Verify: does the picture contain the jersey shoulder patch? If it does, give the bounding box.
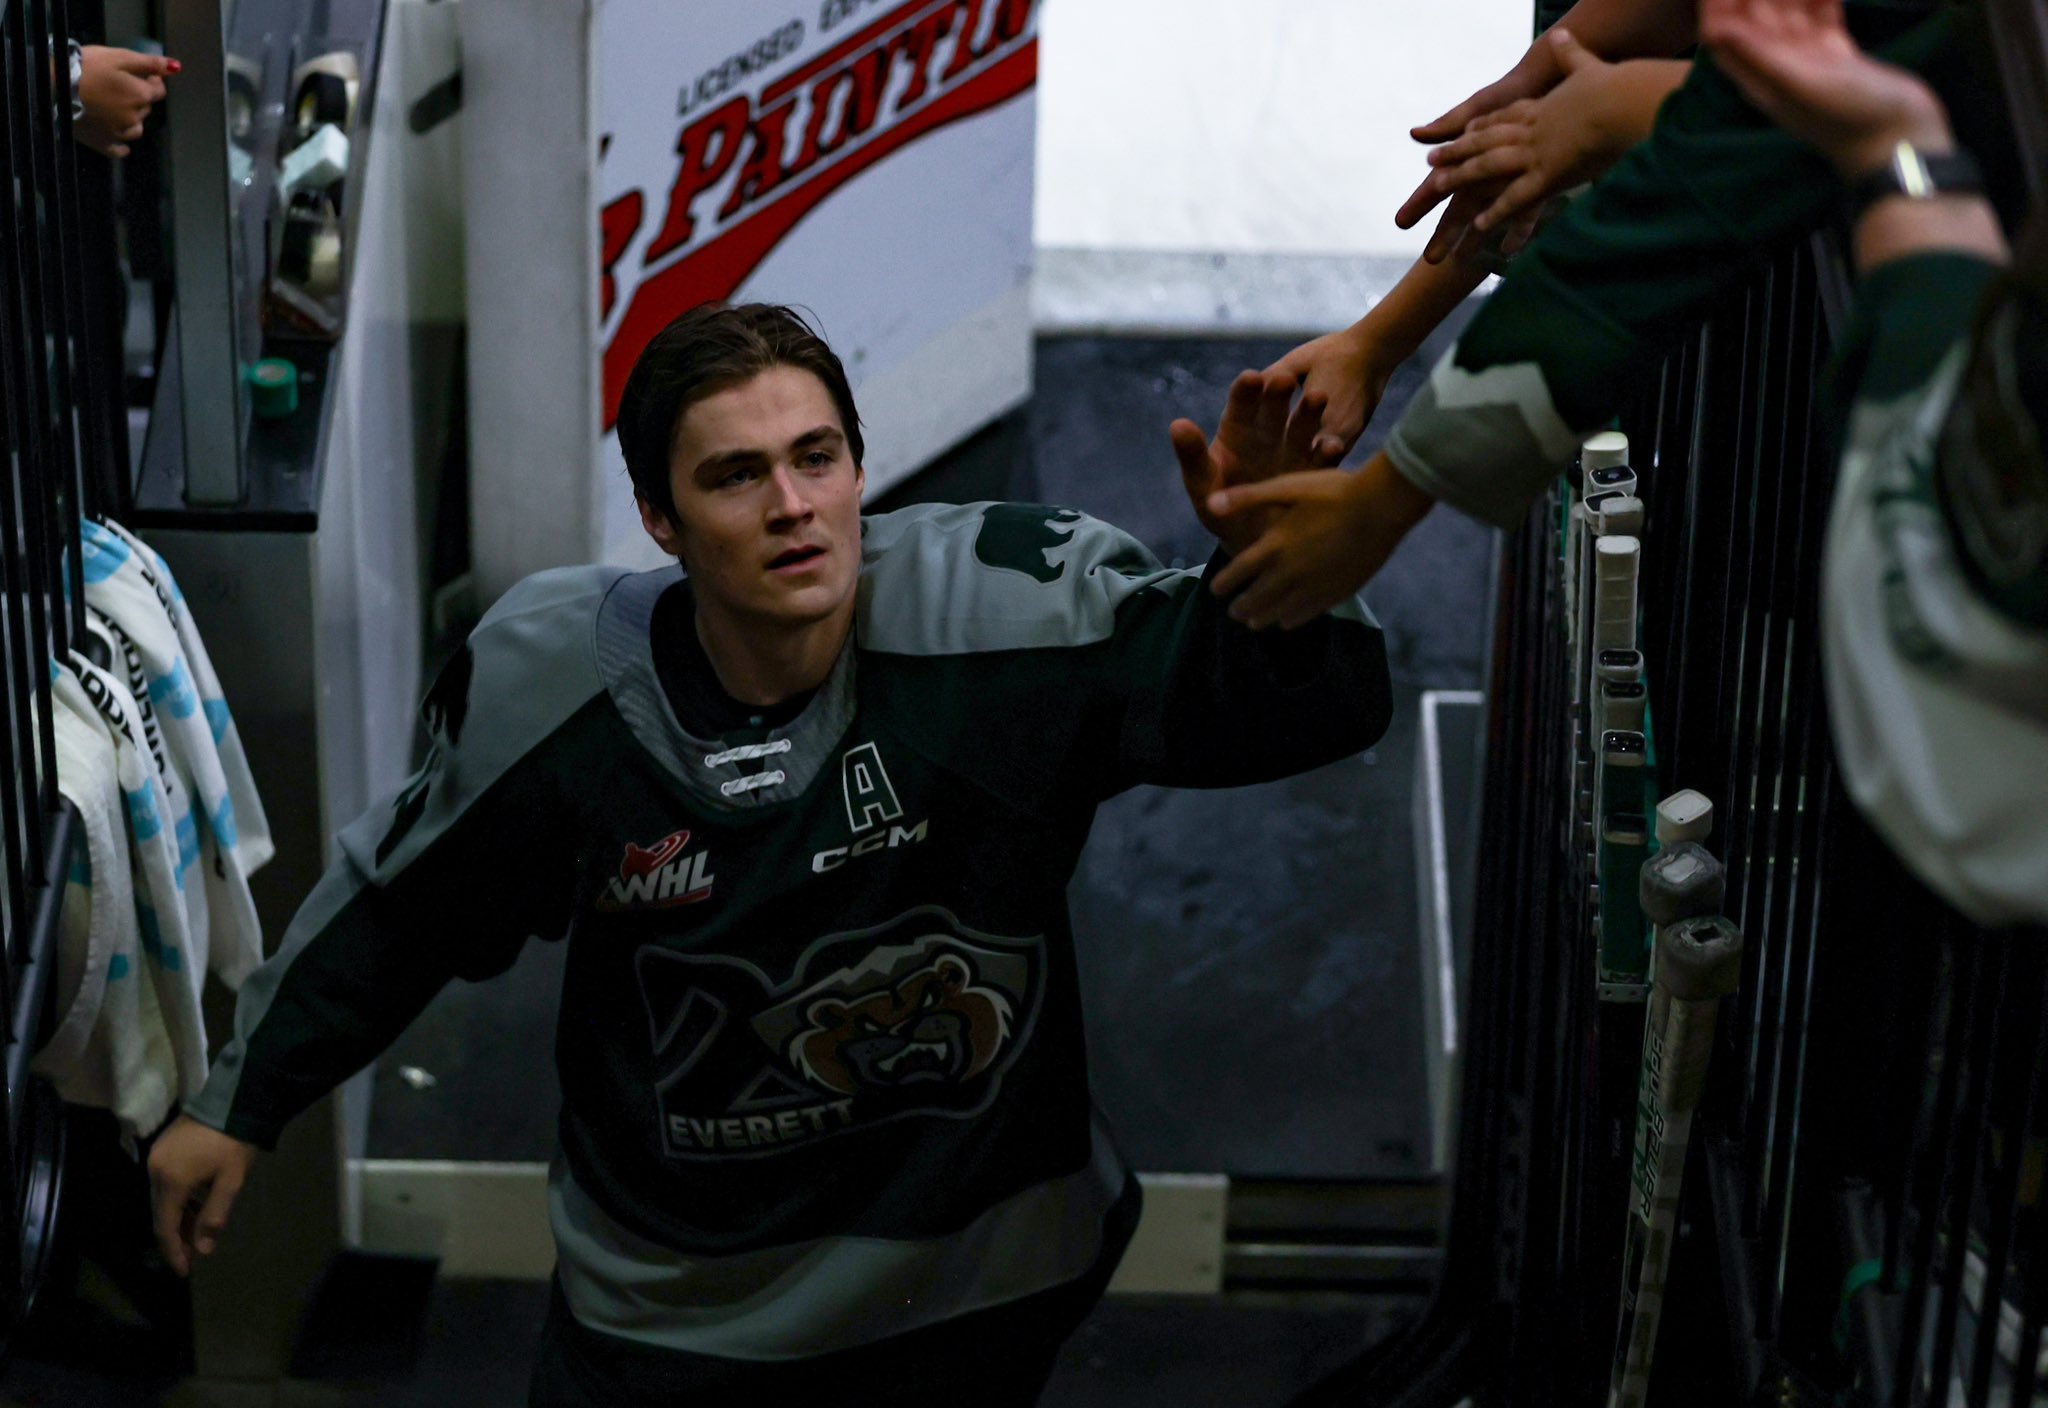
[856,502,1188,656]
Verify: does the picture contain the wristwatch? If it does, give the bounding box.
[1847,140,1984,221]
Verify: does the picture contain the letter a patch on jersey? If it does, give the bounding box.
[841,742,903,832]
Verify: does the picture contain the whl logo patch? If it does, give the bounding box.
[599,828,716,911]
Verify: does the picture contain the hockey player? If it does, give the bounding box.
[145,302,1394,1405]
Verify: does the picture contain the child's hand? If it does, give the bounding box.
[1260,324,1393,467]
[77,45,176,158]
[1205,453,1436,630]
[1417,30,1689,253]
[1399,35,1568,262]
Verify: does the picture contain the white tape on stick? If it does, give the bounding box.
[1594,535,1641,653]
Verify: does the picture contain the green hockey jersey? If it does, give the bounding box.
[186,500,1392,1361]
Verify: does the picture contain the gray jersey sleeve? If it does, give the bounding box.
[184,567,618,1147]
[856,502,1393,799]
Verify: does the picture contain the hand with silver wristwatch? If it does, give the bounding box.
[1699,0,2007,272]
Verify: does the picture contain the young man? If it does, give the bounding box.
[146,303,1393,1405]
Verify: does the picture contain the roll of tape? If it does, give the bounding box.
[277,195,344,298]
[248,358,299,419]
[305,226,343,297]
[290,50,361,146]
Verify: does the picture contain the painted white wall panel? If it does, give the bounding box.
[470,0,1041,596]
[1034,0,1528,257]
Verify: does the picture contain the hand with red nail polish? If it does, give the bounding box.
[76,46,175,158]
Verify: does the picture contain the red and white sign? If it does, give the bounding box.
[463,0,1040,597]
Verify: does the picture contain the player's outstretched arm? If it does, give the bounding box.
[181,585,586,1165]
[148,1117,259,1276]
[1170,372,1435,628]
[1073,373,1400,792]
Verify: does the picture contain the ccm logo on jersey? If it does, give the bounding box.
[812,742,929,873]
[600,828,716,910]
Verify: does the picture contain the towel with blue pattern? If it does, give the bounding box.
[61,639,208,1111]
[35,658,180,1144]
[82,519,272,993]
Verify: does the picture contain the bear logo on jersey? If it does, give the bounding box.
[636,907,1042,1159]
[784,952,1014,1095]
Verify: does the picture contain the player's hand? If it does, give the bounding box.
[1203,453,1437,630]
[1171,371,1345,559]
[1700,0,1950,178]
[147,1115,258,1276]
[76,46,176,158]
[1422,32,1683,246]
[1261,325,1394,466]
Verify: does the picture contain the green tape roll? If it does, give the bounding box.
[248,358,299,420]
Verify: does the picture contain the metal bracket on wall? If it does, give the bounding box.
[163,0,248,506]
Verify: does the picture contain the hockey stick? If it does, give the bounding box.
[1569,434,1632,680]
[1585,505,1644,824]
[1600,679,1648,734]
[1595,728,1649,981]
[1610,912,1745,1408]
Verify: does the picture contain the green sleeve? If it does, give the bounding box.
[1089,550,1393,796]
[1828,254,2048,633]
[1385,6,1999,528]
[1829,252,1999,423]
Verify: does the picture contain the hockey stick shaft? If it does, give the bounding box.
[1610,915,1745,1408]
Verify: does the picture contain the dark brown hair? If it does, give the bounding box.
[617,302,864,521]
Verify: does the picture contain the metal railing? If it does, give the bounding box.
[0,0,119,1351]
[1288,7,2042,1405]
[1617,226,2048,1408]
[1306,241,2047,1408]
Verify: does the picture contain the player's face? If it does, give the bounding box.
[641,364,865,629]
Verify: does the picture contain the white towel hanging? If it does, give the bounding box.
[36,657,182,1142]
[66,636,210,1105]
[82,518,272,990]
